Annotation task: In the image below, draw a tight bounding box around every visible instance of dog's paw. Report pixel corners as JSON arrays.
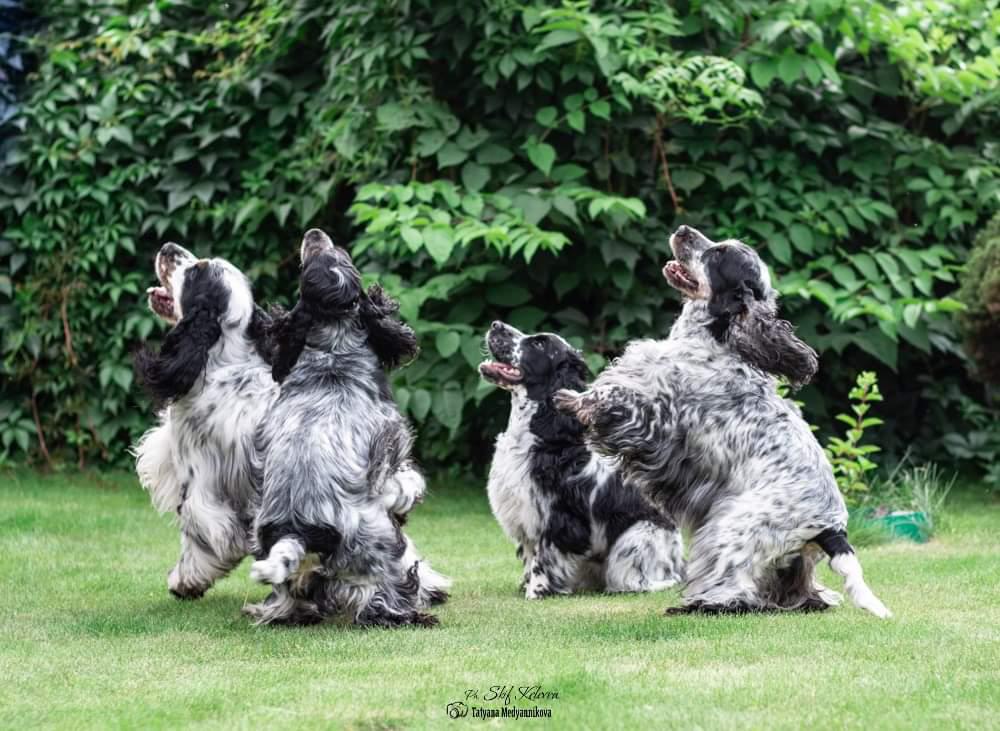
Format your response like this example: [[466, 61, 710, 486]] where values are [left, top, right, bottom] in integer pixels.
[[250, 558, 289, 585]]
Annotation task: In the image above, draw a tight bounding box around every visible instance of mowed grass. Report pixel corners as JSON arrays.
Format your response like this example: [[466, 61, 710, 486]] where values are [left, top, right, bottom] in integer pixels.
[[1, 472, 999, 730]]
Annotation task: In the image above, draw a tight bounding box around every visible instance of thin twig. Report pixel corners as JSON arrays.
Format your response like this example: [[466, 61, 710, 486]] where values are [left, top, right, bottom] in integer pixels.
[[30, 389, 54, 470], [60, 288, 78, 367], [654, 113, 681, 212]]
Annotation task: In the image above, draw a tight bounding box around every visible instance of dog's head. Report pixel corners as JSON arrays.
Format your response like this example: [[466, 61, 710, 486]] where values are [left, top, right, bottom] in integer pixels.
[[270, 229, 418, 382], [664, 225, 818, 388], [136, 242, 261, 403], [480, 321, 590, 402]]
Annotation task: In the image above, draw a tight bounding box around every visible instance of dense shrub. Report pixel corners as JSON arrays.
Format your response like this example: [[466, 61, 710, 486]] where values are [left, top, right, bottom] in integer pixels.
[[1, 1, 998, 473], [958, 211, 1000, 385]]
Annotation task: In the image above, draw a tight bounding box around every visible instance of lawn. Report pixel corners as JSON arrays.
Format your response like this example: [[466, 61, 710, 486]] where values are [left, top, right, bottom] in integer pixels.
[[1, 471, 998, 730]]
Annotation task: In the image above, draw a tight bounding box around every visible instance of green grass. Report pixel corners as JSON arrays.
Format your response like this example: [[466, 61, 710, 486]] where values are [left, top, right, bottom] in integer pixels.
[[2, 472, 999, 730]]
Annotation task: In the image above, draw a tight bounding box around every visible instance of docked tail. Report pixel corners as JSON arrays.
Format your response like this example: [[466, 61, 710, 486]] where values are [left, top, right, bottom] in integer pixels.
[[815, 529, 892, 619]]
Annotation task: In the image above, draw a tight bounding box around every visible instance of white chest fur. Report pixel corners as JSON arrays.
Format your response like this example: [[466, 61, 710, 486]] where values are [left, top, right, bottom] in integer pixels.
[[486, 392, 545, 545]]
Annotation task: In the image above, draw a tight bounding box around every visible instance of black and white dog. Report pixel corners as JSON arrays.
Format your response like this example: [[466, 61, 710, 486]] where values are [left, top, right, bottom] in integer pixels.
[[132, 243, 277, 599], [480, 322, 685, 599], [245, 229, 448, 627], [133, 242, 435, 607], [556, 225, 891, 618]]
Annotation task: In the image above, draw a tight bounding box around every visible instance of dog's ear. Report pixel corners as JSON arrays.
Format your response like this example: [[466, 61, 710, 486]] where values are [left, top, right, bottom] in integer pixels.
[[268, 302, 312, 383], [134, 305, 222, 403], [246, 304, 274, 364], [726, 298, 819, 389], [709, 280, 756, 320], [360, 284, 419, 370], [551, 352, 591, 393]]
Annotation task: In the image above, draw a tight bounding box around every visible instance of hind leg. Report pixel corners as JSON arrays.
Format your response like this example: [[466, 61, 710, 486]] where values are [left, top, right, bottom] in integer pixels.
[[333, 508, 438, 627], [400, 532, 451, 607], [524, 539, 587, 599], [242, 580, 325, 626], [606, 520, 685, 593], [169, 488, 248, 599], [675, 518, 765, 614], [250, 536, 307, 585]]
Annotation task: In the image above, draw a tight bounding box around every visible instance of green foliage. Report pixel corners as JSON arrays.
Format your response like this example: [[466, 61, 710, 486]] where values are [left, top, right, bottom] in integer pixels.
[[1, 0, 998, 471], [825, 371, 884, 505], [957, 210, 1000, 384]]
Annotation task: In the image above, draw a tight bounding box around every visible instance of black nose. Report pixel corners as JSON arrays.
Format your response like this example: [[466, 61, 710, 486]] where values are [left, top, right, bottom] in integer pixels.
[[491, 321, 504, 332], [675, 225, 692, 240], [159, 242, 183, 258]]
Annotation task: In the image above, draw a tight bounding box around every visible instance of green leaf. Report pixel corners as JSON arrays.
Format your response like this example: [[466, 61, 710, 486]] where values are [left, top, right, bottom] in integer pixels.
[[436, 143, 467, 168], [487, 283, 532, 307], [234, 198, 260, 230], [536, 29, 581, 53], [524, 140, 556, 176], [410, 389, 432, 421], [512, 193, 550, 226], [778, 52, 803, 85], [535, 106, 558, 127], [476, 144, 514, 165], [750, 58, 778, 88], [422, 226, 455, 264], [435, 330, 461, 358], [589, 100, 611, 120], [566, 109, 585, 132], [400, 226, 423, 252], [432, 385, 465, 432], [672, 169, 705, 192], [789, 224, 814, 253], [461, 162, 490, 193], [415, 130, 447, 157]]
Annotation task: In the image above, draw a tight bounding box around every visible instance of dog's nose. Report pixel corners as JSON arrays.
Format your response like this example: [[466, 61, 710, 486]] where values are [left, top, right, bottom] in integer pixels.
[[491, 321, 504, 332], [159, 242, 183, 259], [674, 225, 692, 240]]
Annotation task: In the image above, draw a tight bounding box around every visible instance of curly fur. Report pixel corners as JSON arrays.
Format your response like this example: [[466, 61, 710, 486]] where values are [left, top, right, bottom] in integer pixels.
[[246, 229, 448, 627], [131, 243, 279, 599], [555, 226, 890, 618], [481, 322, 685, 599]]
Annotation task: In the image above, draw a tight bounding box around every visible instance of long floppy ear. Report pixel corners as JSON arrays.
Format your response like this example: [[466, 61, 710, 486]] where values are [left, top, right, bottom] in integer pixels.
[[709, 281, 756, 320], [246, 304, 274, 364], [726, 298, 819, 389], [134, 305, 222, 403], [360, 284, 419, 370], [267, 302, 312, 383], [551, 354, 591, 393]]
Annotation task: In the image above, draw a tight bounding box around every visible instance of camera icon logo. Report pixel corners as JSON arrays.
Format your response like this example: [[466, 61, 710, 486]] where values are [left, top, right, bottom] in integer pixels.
[[446, 701, 468, 719]]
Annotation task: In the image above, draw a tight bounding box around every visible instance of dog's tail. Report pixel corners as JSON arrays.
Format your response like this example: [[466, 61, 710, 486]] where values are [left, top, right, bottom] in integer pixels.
[[814, 528, 892, 619]]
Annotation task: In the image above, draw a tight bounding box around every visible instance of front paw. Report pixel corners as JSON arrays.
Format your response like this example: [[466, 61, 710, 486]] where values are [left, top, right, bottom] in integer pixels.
[[250, 558, 290, 585]]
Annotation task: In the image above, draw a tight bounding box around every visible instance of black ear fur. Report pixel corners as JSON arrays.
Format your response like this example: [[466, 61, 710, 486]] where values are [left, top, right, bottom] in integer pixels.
[[134, 305, 222, 403], [360, 284, 419, 370], [268, 302, 312, 383], [708, 281, 755, 320], [726, 298, 819, 389], [247, 304, 274, 364]]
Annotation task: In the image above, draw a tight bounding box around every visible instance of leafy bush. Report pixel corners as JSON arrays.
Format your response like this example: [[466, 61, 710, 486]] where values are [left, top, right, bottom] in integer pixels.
[[958, 210, 1000, 385], [824, 371, 884, 506], [1, 1, 998, 472]]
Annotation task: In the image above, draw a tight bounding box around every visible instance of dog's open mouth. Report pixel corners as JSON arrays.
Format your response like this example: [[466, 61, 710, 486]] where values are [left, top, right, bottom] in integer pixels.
[[663, 261, 699, 293], [147, 286, 175, 320], [479, 361, 523, 387]]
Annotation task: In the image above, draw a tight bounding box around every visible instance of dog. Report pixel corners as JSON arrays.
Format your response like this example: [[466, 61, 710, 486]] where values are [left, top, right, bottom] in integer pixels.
[[480, 322, 685, 599], [132, 243, 277, 599], [555, 225, 891, 618], [245, 229, 448, 627]]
